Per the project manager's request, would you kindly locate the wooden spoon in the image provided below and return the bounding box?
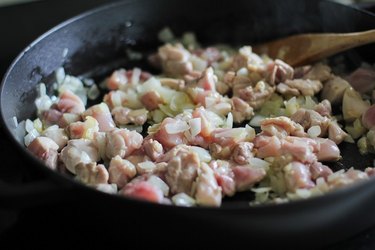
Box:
[253,29,375,67]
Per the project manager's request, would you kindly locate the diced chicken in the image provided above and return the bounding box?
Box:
[153,117,186,149]
[231,97,254,123]
[211,128,248,148]
[302,63,331,82]
[165,151,200,196]
[284,162,315,192]
[67,116,99,140]
[27,136,59,170]
[345,67,375,95]
[42,127,68,151]
[231,142,254,165]
[107,69,128,90]
[112,107,148,126]
[103,90,127,109]
[121,178,164,203]
[291,109,330,135]
[82,103,115,132]
[209,160,236,196]
[261,116,306,137]
[57,90,85,114]
[314,99,332,117]
[196,67,217,92]
[75,162,109,185]
[328,121,347,144]
[209,143,231,159]
[194,162,222,207]
[321,76,350,105]
[42,108,63,127]
[105,128,143,159]
[365,167,375,177]
[108,155,137,188]
[315,138,341,161]
[60,139,100,174]
[232,164,266,191]
[327,168,368,188]
[310,161,333,180]
[278,79,323,97]
[233,81,275,110]
[142,138,164,161]
[282,136,318,164]
[58,113,81,128]
[126,153,151,166]
[158,43,193,77]
[267,59,294,85]
[140,91,164,110]
[193,47,222,65]
[253,135,282,158]
[362,104,375,129]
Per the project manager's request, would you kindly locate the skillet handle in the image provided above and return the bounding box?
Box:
[0,178,74,209]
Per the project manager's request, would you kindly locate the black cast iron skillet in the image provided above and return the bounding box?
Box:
[1,0,375,247]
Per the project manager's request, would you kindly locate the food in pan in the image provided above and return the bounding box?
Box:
[20,29,375,207]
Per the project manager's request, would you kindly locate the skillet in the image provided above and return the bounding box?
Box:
[1,0,375,247]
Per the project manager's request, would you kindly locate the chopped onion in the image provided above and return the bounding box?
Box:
[295,189,312,199]
[88,84,100,100]
[24,129,40,146]
[225,112,233,128]
[172,193,196,207]
[12,116,18,128]
[55,67,66,85]
[190,146,212,163]
[39,83,47,96]
[147,175,169,196]
[237,67,248,76]
[25,119,34,133]
[249,157,270,169]
[307,125,321,138]
[249,115,265,127]
[33,118,43,133]
[251,187,271,193]
[165,120,189,134]
[131,67,141,85]
[188,118,201,137]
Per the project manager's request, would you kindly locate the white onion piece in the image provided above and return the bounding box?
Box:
[39,83,47,96]
[147,175,169,196]
[55,67,66,85]
[205,97,216,108]
[131,67,141,84]
[249,115,265,127]
[25,119,34,133]
[188,118,201,137]
[12,116,18,128]
[225,112,233,128]
[190,146,212,163]
[249,157,270,169]
[24,129,40,147]
[172,193,196,207]
[307,125,321,138]
[88,84,100,100]
[251,187,271,193]
[165,120,190,134]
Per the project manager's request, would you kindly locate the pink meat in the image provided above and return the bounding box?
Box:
[121,180,164,203]
[108,155,137,188]
[253,135,282,158]
[232,165,266,191]
[346,67,375,94]
[209,160,236,197]
[284,162,315,192]
[153,118,186,150]
[196,67,217,91]
[310,161,333,180]
[140,91,163,110]
[27,136,59,170]
[57,90,85,114]
[195,163,222,207]
[315,138,341,161]
[362,104,375,129]
[105,128,143,159]
[83,103,115,132]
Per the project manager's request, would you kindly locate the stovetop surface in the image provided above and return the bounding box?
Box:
[0,0,375,249]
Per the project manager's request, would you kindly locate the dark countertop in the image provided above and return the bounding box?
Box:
[0,0,375,249]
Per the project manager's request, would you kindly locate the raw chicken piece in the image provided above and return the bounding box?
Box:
[284,162,315,192]
[196,67,217,92]
[362,104,375,129]
[253,135,282,158]
[121,177,164,203]
[314,99,332,117]
[108,155,137,188]
[142,138,164,161]
[314,138,341,161]
[112,107,148,126]
[232,164,266,191]
[75,162,109,185]
[105,128,143,159]
[233,81,275,110]
[42,108,63,127]
[310,161,333,180]
[328,121,347,144]
[231,97,254,123]
[209,160,236,196]
[158,43,193,77]
[231,142,254,165]
[153,118,187,149]
[140,91,164,110]
[107,69,128,90]
[195,162,222,207]
[278,79,323,97]
[27,136,59,170]
[57,90,85,114]
[165,151,200,196]
[261,116,306,138]
[67,116,99,140]
[82,103,116,132]
[60,139,100,174]
[327,168,368,188]
[267,59,294,85]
